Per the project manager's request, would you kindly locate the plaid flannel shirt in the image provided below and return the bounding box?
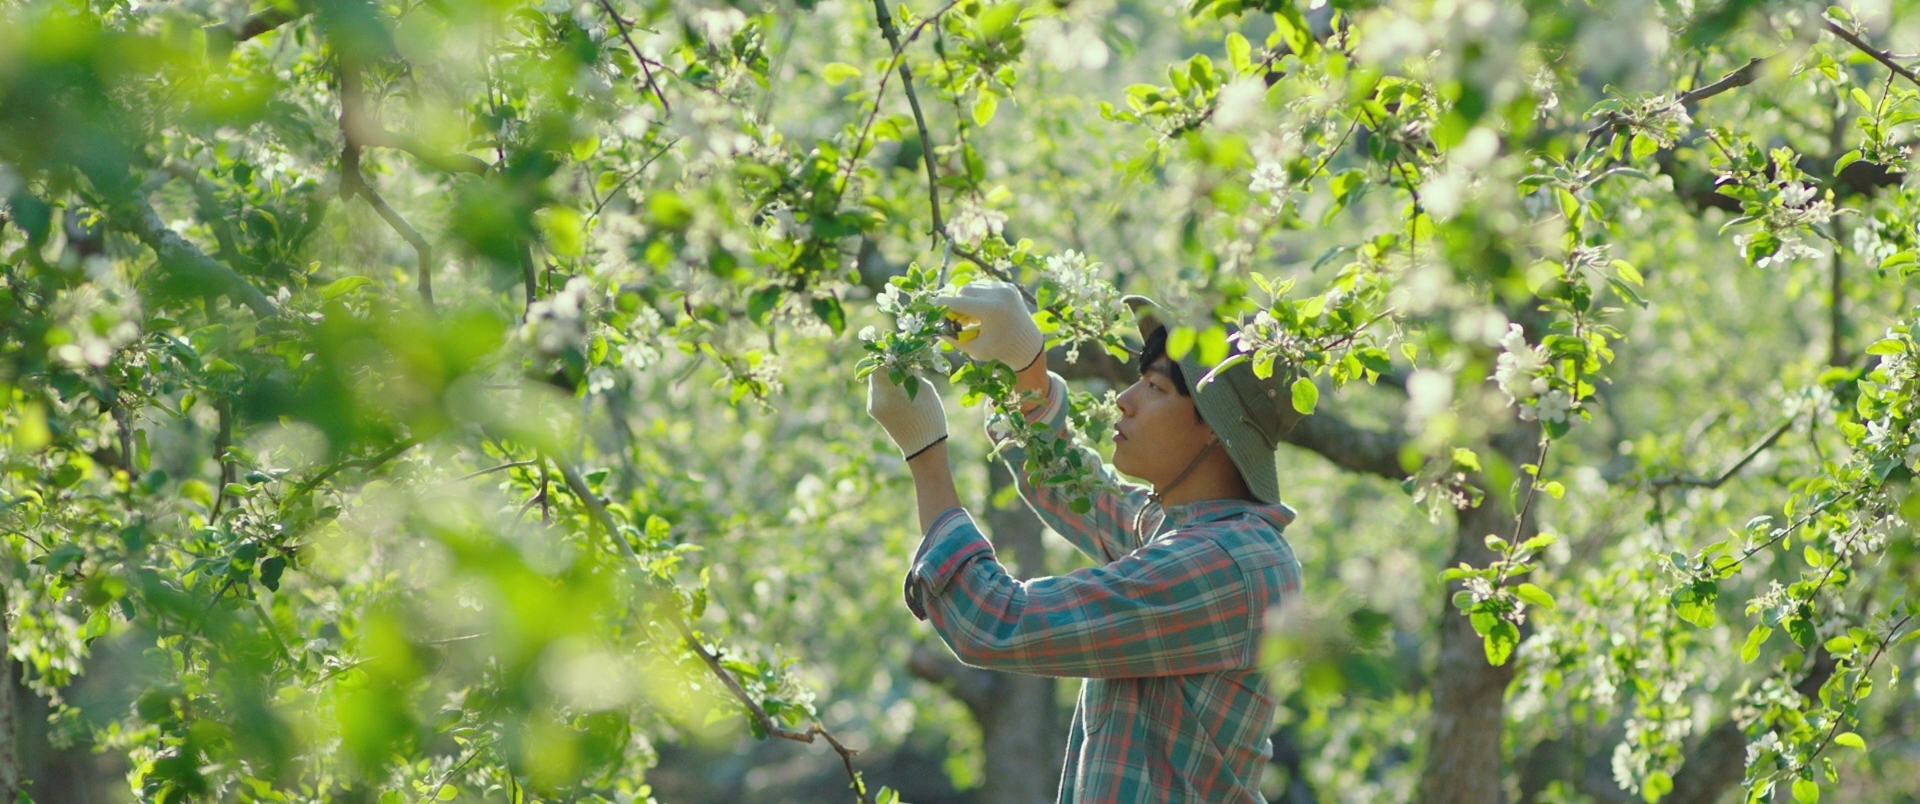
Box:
[904,372,1302,803]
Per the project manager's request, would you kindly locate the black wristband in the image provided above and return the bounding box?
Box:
[904,434,950,462]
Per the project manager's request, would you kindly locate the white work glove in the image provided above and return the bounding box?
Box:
[867,371,948,460]
[933,281,1044,370]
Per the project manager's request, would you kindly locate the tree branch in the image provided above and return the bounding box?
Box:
[204,7,310,55]
[288,436,424,503]
[869,0,945,243]
[1824,19,1920,88]
[339,63,435,305]
[907,640,996,713]
[595,0,671,114]
[1678,57,1766,105]
[357,127,490,175]
[109,190,277,317]
[1646,416,1793,489]
[1278,410,1408,480]
[551,456,870,804]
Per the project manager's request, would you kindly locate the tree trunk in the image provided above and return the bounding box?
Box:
[0,585,15,804]
[909,460,1061,804]
[1418,429,1534,804]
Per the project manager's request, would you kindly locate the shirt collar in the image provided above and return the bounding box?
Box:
[1161,498,1297,528]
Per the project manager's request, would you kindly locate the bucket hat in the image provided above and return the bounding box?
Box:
[1123,295,1302,506]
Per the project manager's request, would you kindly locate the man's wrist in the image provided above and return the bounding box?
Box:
[1015,352,1051,415]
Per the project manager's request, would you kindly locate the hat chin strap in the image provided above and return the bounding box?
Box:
[1135,439,1218,538]
[1148,439,1217,507]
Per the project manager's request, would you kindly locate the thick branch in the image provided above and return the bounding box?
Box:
[1278,411,1408,480]
[358,128,490,175]
[233,7,305,42]
[1679,57,1766,105]
[1050,335,1408,479]
[1824,19,1920,88]
[204,7,310,55]
[1647,417,1793,489]
[111,191,277,317]
[907,640,996,713]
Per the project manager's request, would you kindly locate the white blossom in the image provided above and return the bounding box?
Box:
[1491,323,1548,404]
[1520,389,1574,423]
[522,276,591,356]
[1779,182,1816,209]
[947,201,1006,247]
[1249,161,1288,195]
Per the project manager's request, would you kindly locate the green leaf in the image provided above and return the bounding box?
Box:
[1514,583,1556,610]
[259,556,286,592]
[812,296,846,335]
[978,1,1022,39]
[1865,338,1906,355]
[1671,580,1718,628]
[821,62,862,86]
[1793,778,1819,803]
[438,784,459,801]
[1824,635,1856,653]
[1167,326,1196,361]
[1482,619,1519,665]
[1198,326,1229,367]
[1290,377,1319,415]
[973,89,1000,127]
[321,275,376,300]
[1631,133,1658,159]
[1742,624,1771,663]
[1643,771,1673,803]
[1850,87,1874,112]
[1225,32,1251,73]
[748,286,782,326]
[1834,732,1867,750]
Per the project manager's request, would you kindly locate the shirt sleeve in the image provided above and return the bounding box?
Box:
[990,371,1157,564]
[904,508,1260,679]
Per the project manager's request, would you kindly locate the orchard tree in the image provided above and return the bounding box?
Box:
[5,0,1920,803]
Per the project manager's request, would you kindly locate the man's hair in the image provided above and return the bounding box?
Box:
[1138,325,1192,396]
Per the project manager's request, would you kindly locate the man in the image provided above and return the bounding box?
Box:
[865,280,1304,803]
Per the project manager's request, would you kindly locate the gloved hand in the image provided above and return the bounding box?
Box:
[867,371,948,460]
[933,281,1044,370]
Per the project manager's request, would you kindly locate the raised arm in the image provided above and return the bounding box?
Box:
[905,509,1272,678]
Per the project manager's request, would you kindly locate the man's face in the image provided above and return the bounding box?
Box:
[1111,359,1217,485]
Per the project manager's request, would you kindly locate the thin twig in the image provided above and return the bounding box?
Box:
[1726,488,1862,571]
[870,0,944,245]
[595,0,672,113]
[288,436,424,503]
[418,739,492,804]
[589,137,679,222]
[1647,416,1795,489]
[339,63,436,305]
[459,460,539,481]
[550,456,870,804]
[833,0,967,199]
[1804,612,1915,765]
[1301,116,1363,189]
